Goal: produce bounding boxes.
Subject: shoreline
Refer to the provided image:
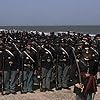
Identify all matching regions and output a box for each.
[0,26,100,33]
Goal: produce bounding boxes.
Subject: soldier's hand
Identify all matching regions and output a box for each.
[75,83,84,90]
[85,73,90,77]
[17,69,19,72]
[76,59,79,62]
[75,83,81,89]
[19,71,22,75]
[53,66,55,69]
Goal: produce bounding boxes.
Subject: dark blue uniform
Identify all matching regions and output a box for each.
[39,45,54,91]
[22,47,36,93]
[54,45,70,89]
[3,48,19,94]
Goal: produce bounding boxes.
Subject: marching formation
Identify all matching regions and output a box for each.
[0,29,100,100]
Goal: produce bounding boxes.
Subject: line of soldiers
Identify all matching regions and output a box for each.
[0,29,100,99]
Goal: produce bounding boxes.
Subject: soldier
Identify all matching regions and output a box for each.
[22,41,36,93]
[53,38,70,90]
[0,40,5,91]
[38,40,54,92]
[0,40,4,71]
[59,39,71,89]
[93,34,100,86]
[94,34,100,70]
[74,41,99,100]
[0,31,6,94]
[3,41,20,94]
[61,39,76,88]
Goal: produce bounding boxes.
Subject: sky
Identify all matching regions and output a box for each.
[0,0,100,25]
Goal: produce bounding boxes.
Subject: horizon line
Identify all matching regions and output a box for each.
[0,25,100,26]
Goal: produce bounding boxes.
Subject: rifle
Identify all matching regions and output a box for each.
[1,56,4,95]
[21,55,24,93]
[39,55,42,91]
[55,54,59,90]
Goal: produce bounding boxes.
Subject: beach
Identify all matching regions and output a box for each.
[0,86,100,100]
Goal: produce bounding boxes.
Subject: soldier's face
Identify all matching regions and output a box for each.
[45,44,49,47]
[0,45,3,50]
[26,44,31,50]
[65,43,68,46]
[61,43,64,47]
[0,39,3,44]
[16,43,20,48]
[7,45,12,50]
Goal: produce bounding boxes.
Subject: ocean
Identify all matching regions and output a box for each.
[0,25,100,34]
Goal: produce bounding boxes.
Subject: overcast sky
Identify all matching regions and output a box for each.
[0,0,100,25]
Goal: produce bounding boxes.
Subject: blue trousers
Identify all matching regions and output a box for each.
[23,67,34,92]
[4,71,17,91]
[41,67,52,89]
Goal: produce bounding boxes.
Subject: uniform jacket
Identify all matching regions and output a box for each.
[3,49,20,71]
[39,46,54,69]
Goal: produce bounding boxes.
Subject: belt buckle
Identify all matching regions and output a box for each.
[47,59,51,62]
[42,60,45,62]
[63,59,66,61]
